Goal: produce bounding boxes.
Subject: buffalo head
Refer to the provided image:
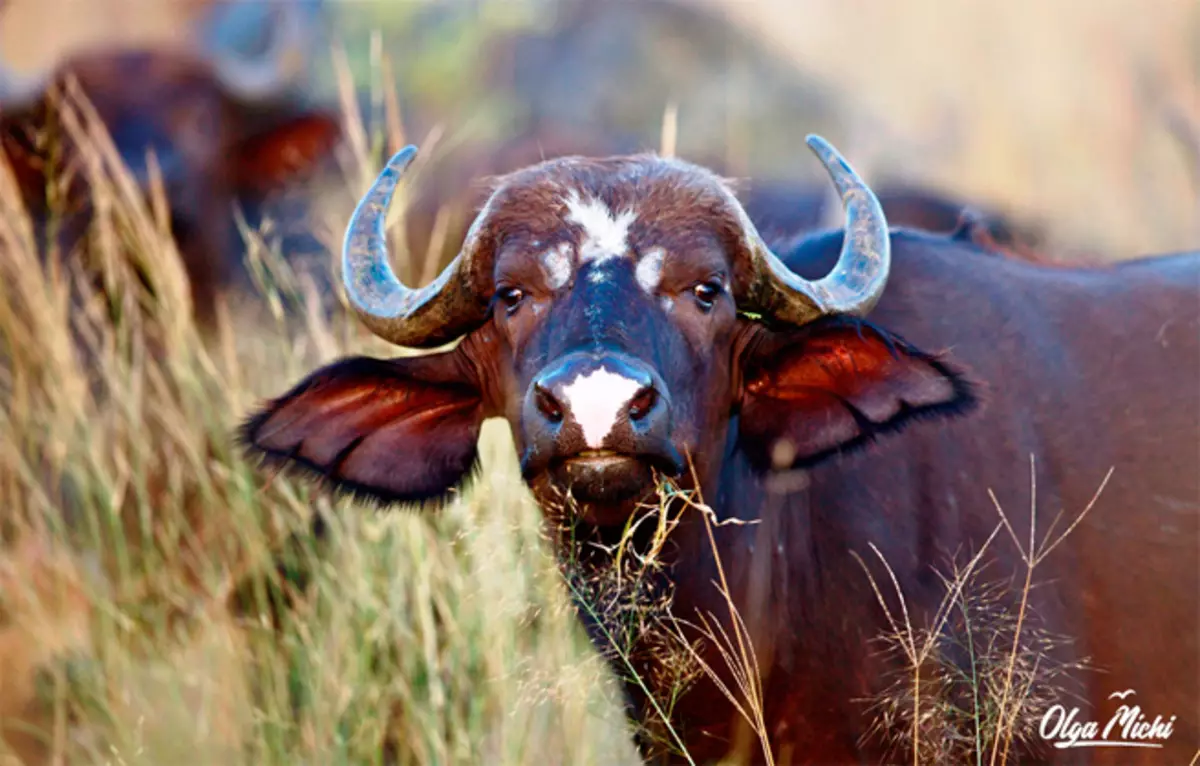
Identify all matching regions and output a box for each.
[241,136,970,527]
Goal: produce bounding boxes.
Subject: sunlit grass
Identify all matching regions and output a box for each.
[0,81,637,765]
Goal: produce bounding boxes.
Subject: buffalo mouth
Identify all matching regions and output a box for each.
[547,449,682,521]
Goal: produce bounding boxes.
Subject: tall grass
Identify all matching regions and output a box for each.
[0,83,638,765]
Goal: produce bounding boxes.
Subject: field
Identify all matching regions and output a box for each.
[0,1,1196,764]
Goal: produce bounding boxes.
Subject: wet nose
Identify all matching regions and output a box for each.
[530,354,666,448]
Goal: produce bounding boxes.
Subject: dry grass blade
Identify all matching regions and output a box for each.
[330,39,372,189]
[853,525,999,766]
[563,577,696,765]
[853,454,1112,765]
[621,456,774,765]
[987,457,1112,766]
[660,101,679,159]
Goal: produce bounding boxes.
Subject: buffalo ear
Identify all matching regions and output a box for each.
[238,352,484,506]
[737,318,976,470]
[230,110,342,197]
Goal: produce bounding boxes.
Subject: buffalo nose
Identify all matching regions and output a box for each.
[530,356,666,448]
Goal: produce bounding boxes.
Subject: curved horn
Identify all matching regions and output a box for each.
[205,2,309,102]
[343,146,494,348]
[737,134,891,324]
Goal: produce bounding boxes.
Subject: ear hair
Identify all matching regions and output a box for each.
[738,316,979,471]
[238,355,485,511]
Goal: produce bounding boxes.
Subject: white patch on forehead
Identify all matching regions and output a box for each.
[541,242,573,289]
[559,367,643,448]
[564,190,636,266]
[635,248,665,295]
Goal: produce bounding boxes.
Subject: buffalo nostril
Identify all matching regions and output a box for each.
[626,386,658,422]
[534,382,565,423]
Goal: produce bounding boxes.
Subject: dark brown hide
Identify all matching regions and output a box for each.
[650,233,1199,764]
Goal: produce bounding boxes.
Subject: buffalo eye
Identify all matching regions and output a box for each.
[498,286,526,314]
[692,281,722,311]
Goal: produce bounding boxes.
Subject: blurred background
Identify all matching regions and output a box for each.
[0,1,1197,764]
[6,0,1197,257]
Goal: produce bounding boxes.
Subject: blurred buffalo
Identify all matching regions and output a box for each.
[0,0,343,325]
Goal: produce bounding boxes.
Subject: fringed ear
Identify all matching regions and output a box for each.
[737,318,976,470]
[239,353,484,507]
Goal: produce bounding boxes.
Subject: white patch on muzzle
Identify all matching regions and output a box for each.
[559,367,644,448]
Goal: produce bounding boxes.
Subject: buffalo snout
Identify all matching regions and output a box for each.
[520,352,682,509]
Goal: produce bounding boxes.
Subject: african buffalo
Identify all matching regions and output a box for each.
[0,1,342,324]
[240,137,1198,764]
